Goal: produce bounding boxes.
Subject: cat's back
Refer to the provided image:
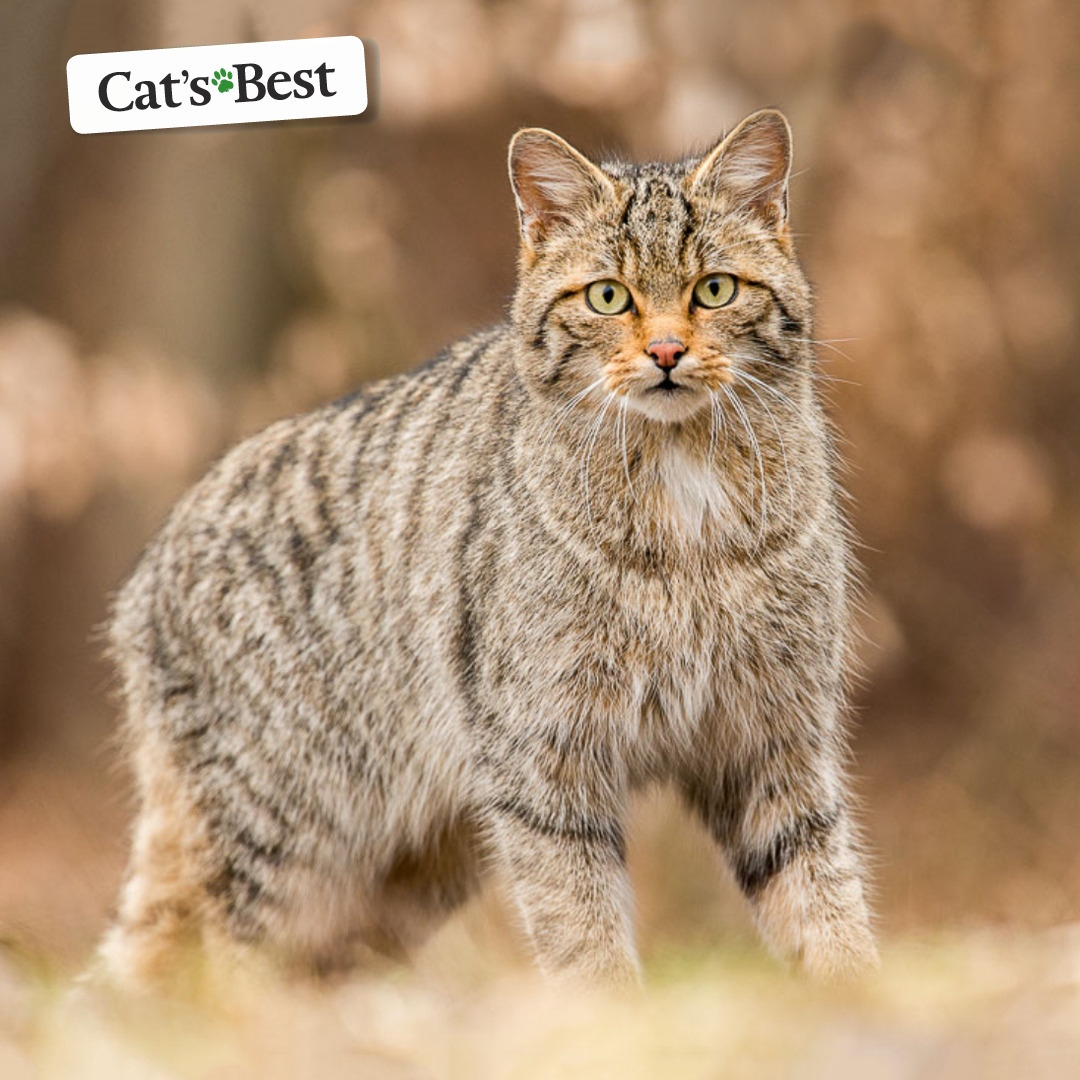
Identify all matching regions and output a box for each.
[108,323,516,682]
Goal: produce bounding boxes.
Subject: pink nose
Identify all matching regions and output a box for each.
[647,339,686,370]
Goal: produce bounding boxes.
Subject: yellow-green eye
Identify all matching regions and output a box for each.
[585,280,633,315]
[692,273,738,309]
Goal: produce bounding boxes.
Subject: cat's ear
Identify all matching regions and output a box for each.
[690,109,793,228]
[509,128,615,251]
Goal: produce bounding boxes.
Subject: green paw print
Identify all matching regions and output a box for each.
[211,68,234,93]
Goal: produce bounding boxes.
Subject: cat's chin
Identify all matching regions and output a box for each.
[625,388,709,424]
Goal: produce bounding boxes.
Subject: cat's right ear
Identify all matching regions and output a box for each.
[509,129,614,252]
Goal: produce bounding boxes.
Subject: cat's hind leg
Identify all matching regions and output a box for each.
[97,733,214,992]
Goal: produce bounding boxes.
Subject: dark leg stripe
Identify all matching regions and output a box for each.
[489,796,627,863]
[684,766,746,847]
[733,806,840,897]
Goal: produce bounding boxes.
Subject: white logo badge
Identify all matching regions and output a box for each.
[67,37,368,134]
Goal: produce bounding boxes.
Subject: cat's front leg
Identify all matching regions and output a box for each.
[685,725,878,979]
[482,771,640,986]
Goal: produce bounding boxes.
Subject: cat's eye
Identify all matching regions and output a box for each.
[692,273,738,309]
[585,280,633,315]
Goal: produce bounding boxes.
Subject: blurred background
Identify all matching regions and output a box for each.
[1,0,1079,973]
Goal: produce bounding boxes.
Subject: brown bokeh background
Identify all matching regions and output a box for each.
[1,0,1079,969]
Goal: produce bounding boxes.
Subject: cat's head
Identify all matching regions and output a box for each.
[509,110,812,425]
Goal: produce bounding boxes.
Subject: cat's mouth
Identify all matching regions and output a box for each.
[607,359,713,422]
[649,373,685,393]
[625,372,709,423]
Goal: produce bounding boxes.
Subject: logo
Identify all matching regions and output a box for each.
[68,37,368,134]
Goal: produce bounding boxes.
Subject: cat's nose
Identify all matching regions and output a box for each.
[647,338,686,370]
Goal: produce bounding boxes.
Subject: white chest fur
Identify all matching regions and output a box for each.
[657,444,734,540]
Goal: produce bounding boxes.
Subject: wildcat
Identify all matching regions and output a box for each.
[100,109,877,988]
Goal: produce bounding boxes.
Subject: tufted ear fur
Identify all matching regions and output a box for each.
[509,128,615,251]
[689,109,793,229]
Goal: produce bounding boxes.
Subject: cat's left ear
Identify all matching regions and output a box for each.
[509,128,615,251]
[689,109,793,229]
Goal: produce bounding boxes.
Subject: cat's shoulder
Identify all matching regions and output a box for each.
[324,322,513,419]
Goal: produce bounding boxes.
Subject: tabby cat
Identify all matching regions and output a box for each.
[101,109,877,988]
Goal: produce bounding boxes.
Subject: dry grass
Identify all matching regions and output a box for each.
[2,764,1080,1078]
[2,922,1079,1080]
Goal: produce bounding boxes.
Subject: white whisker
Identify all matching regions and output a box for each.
[729,350,854,387]
[580,393,615,532]
[707,388,718,464]
[722,383,768,549]
[537,376,606,456]
[733,371,795,529]
[618,396,635,500]
[727,363,799,411]
[793,336,860,363]
[706,386,729,463]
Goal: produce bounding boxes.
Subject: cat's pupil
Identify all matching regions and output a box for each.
[603,285,614,304]
[709,280,719,296]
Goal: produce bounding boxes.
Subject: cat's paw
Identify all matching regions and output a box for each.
[797,918,880,981]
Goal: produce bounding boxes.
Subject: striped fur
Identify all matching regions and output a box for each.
[101,110,877,989]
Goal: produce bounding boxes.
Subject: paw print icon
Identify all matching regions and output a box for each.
[211,68,234,93]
